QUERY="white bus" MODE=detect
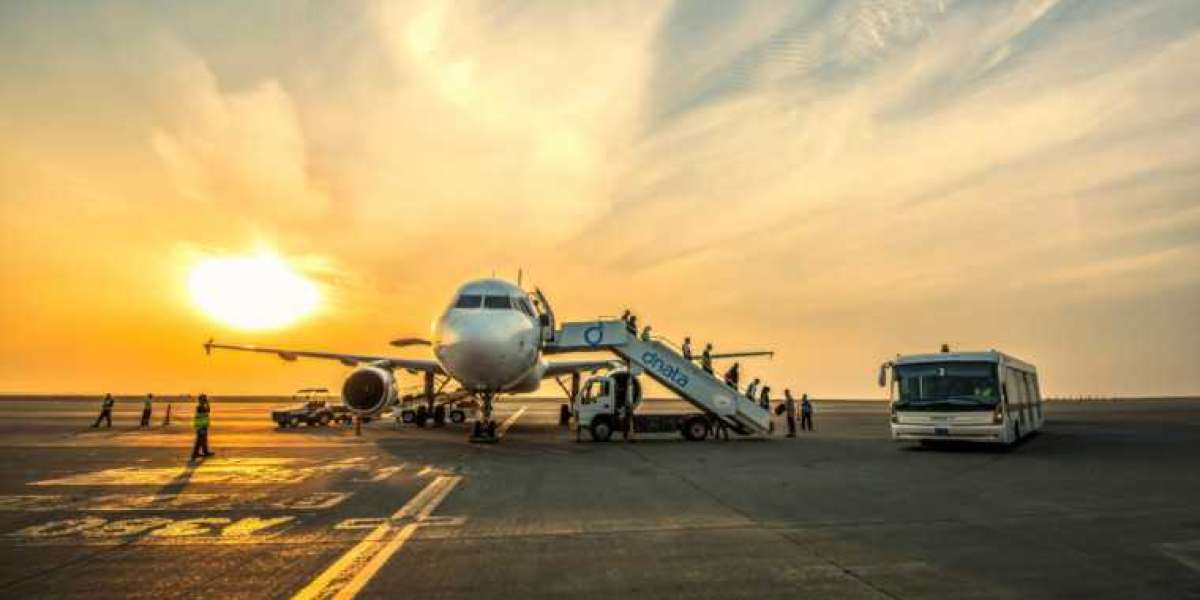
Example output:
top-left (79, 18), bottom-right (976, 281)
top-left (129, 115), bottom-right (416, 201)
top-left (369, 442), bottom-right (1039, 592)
top-left (879, 350), bottom-right (1044, 445)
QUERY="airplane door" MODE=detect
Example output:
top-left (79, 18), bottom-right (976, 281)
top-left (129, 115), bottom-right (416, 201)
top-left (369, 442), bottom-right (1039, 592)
top-left (533, 288), bottom-right (556, 343)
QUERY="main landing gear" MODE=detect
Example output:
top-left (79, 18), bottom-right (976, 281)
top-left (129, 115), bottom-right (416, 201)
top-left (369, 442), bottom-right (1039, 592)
top-left (469, 393), bottom-right (499, 444)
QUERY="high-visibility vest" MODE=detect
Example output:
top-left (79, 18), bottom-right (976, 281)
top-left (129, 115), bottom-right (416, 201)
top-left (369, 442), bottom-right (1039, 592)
top-left (193, 407), bottom-right (210, 430)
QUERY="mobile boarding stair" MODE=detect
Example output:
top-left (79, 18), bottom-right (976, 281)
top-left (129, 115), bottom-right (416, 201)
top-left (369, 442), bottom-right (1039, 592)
top-left (546, 320), bottom-right (772, 436)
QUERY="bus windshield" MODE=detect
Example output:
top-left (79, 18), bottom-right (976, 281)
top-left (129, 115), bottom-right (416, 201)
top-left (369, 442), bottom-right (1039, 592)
top-left (895, 362), bottom-right (999, 411)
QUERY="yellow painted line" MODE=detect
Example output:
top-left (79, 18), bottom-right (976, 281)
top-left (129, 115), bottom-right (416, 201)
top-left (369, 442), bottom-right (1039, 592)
top-left (291, 475), bottom-right (461, 600)
top-left (496, 406), bottom-right (527, 438)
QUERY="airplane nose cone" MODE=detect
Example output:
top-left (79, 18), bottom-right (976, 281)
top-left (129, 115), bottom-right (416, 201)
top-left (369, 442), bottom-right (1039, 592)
top-left (436, 315), bottom-right (522, 389)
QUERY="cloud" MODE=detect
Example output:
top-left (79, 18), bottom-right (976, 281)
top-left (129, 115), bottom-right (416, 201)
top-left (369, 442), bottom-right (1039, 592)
top-left (147, 36), bottom-right (331, 225)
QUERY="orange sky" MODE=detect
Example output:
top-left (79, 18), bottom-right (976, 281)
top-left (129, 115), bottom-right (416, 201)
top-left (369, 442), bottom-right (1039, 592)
top-left (2, 1), bottom-right (1198, 397)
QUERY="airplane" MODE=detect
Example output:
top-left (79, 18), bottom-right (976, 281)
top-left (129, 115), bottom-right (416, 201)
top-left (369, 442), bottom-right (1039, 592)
top-left (204, 278), bottom-right (619, 442)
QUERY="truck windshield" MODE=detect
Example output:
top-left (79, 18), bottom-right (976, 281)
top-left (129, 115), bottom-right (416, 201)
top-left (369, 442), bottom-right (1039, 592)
top-left (895, 362), bottom-right (999, 411)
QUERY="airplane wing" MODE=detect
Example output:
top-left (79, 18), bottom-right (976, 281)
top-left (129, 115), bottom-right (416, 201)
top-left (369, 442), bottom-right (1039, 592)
top-left (543, 359), bottom-right (621, 378)
top-left (203, 339), bottom-right (445, 375)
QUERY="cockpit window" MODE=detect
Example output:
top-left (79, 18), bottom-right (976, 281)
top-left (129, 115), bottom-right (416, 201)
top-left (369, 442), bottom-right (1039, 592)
top-left (454, 294), bottom-right (482, 309)
top-left (483, 295), bottom-right (512, 310)
top-left (516, 297), bottom-right (535, 317)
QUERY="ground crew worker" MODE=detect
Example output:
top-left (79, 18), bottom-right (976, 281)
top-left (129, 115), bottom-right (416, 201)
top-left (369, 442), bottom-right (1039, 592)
top-left (723, 362), bottom-right (740, 388)
top-left (759, 386), bottom-right (771, 411)
top-left (139, 393), bottom-right (153, 428)
top-left (784, 389), bottom-right (797, 437)
top-left (190, 394), bottom-right (214, 461)
top-left (681, 337), bottom-right (693, 361)
top-left (700, 343), bottom-right (714, 374)
top-left (745, 378), bottom-right (760, 402)
top-left (627, 314), bottom-right (638, 336)
top-left (91, 393), bottom-right (114, 428)
top-left (801, 393), bottom-right (813, 431)
top-left (641, 325), bottom-right (652, 342)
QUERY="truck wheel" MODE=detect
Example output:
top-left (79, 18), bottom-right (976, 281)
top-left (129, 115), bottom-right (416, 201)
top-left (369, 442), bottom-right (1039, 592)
top-left (276, 420), bottom-right (287, 429)
top-left (318, 413), bottom-right (331, 426)
top-left (288, 416), bottom-right (301, 428)
top-left (400, 410), bottom-right (416, 424)
top-left (415, 406), bottom-right (428, 428)
top-left (682, 417), bottom-right (709, 441)
top-left (559, 404), bottom-right (571, 426)
top-left (590, 418), bottom-right (614, 442)
top-left (433, 405), bottom-right (446, 426)
top-left (449, 410), bottom-right (466, 424)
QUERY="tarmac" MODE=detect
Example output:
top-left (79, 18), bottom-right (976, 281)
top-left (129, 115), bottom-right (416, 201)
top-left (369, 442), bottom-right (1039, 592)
top-left (0, 396), bottom-right (1197, 599)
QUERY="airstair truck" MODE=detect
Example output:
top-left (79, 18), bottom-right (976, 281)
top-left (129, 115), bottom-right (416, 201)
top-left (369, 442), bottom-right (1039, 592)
top-left (549, 319), bottom-right (772, 440)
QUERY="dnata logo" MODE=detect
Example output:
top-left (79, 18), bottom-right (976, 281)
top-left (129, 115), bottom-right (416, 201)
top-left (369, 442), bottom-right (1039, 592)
top-left (584, 323), bottom-right (604, 347)
top-left (641, 351), bottom-right (689, 389)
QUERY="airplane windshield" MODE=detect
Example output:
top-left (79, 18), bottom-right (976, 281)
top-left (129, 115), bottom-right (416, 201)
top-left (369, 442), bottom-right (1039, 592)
top-left (455, 294), bottom-right (482, 309)
top-left (895, 362), bottom-right (999, 411)
top-left (483, 296), bottom-right (512, 310)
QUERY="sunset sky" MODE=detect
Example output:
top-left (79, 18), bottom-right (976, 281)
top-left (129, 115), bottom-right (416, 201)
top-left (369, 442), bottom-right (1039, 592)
top-left (2, 0), bottom-right (1197, 397)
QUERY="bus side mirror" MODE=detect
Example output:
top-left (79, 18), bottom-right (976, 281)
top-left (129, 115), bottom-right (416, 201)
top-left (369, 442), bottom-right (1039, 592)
top-left (539, 314), bottom-right (551, 327)
top-left (877, 364), bottom-right (888, 388)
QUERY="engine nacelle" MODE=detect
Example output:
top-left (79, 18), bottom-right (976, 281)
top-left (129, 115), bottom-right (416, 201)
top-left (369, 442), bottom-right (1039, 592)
top-left (341, 366), bottom-right (397, 416)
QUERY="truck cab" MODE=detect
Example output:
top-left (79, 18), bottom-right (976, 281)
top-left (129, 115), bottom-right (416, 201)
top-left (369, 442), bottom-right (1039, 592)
top-left (573, 370), bottom-right (713, 441)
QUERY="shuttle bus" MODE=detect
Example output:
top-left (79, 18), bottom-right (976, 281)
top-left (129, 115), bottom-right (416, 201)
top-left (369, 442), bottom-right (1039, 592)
top-left (879, 350), bottom-right (1043, 445)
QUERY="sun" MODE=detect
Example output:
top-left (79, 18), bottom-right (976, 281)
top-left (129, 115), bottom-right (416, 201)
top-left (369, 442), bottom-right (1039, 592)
top-left (188, 252), bottom-right (321, 330)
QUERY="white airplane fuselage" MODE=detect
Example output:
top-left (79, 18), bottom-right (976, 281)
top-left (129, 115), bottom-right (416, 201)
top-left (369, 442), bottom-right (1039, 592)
top-left (432, 278), bottom-right (546, 394)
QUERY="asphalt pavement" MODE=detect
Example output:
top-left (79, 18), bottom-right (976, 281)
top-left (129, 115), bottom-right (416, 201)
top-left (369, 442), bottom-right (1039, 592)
top-left (0, 397), bottom-right (1197, 599)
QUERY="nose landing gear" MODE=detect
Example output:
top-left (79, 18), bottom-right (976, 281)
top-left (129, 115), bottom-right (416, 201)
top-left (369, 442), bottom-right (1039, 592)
top-left (469, 393), bottom-right (499, 444)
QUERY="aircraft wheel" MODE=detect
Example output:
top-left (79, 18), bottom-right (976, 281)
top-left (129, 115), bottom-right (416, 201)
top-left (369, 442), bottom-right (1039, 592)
top-left (433, 405), bottom-right (446, 426)
top-left (682, 416), bottom-right (709, 441)
top-left (590, 418), bottom-right (613, 442)
top-left (415, 406), bottom-right (428, 428)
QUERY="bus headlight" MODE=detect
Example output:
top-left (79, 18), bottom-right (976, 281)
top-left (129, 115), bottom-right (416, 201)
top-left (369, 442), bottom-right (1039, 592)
top-left (992, 405), bottom-right (1004, 424)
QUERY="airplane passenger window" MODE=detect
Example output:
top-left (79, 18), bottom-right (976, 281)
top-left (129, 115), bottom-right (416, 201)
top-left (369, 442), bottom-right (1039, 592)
top-left (483, 295), bottom-right (512, 310)
top-left (455, 294), bottom-right (482, 309)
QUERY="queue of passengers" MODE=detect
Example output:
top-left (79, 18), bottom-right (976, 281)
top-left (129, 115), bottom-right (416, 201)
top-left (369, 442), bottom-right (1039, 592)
top-left (620, 310), bottom-right (814, 437)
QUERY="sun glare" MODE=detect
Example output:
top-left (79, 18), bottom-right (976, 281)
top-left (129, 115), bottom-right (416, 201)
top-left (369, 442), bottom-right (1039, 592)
top-left (188, 253), bottom-right (321, 330)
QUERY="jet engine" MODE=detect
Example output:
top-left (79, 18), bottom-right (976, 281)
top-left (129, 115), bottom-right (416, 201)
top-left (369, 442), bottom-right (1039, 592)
top-left (341, 366), bottom-right (397, 416)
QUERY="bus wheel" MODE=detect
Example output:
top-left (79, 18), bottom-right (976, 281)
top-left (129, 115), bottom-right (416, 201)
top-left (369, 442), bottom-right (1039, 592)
top-left (682, 417), bottom-right (709, 441)
top-left (590, 418), bottom-right (613, 442)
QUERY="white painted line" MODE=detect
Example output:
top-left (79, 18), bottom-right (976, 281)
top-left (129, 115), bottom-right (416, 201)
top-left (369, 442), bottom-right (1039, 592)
top-left (291, 475), bottom-right (461, 600)
top-left (496, 406), bottom-right (527, 438)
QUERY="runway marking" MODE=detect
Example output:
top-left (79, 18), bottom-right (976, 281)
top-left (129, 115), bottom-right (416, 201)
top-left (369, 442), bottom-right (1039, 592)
top-left (9, 515), bottom-right (296, 542)
top-left (0, 492), bottom-right (350, 512)
top-left (352, 465), bottom-right (403, 483)
top-left (1158, 540), bottom-right (1200, 574)
top-left (496, 406), bottom-right (528, 438)
top-left (292, 475), bottom-right (462, 600)
top-left (27, 457), bottom-right (384, 486)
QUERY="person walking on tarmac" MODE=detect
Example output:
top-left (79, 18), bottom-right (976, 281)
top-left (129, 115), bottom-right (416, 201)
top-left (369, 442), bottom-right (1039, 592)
top-left (800, 393), bottom-right (814, 431)
top-left (139, 394), bottom-right (153, 428)
top-left (681, 337), bottom-right (693, 361)
top-left (784, 390), bottom-right (797, 437)
top-left (640, 325), bottom-right (653, 342)
top-left (759, 386), bottom-right (771, 411)
top-left (700, 343), bottom-right (714, 374)
top-left (626, 314), bottom-right (638, 336)
top-left (723, 362), bottom-right (740, 388)
top-left (91, 393), bottom-right (115, 428)
top-left (190, 394), bottom-right (214, 461)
